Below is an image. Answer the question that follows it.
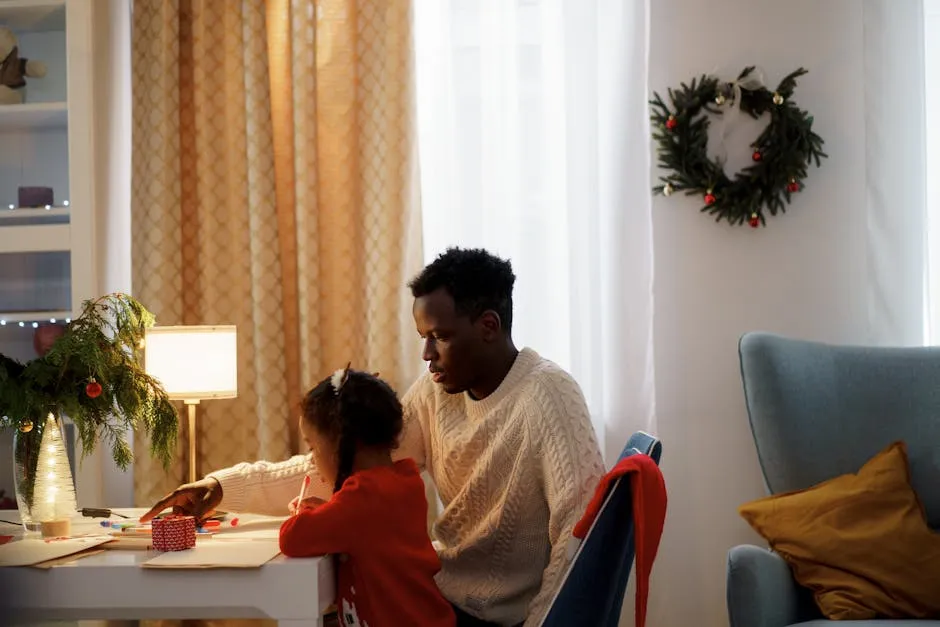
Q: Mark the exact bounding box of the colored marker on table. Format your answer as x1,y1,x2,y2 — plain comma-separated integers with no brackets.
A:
196,519,221,533
121,526,153,534
195,517,239,533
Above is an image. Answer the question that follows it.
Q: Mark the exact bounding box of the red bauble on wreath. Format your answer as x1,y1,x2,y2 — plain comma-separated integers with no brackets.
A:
650,66,827,228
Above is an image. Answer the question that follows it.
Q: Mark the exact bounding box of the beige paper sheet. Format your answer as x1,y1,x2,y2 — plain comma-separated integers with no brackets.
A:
0,535,114,567
141,540,281,569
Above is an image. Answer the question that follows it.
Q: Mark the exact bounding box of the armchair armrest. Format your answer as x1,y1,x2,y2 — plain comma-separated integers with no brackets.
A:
727,545,821,627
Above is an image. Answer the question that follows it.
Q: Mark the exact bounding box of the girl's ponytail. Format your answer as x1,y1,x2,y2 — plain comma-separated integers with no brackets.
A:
333,405,357,493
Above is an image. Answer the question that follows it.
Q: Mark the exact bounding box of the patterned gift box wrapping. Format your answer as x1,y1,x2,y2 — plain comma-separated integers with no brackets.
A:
152,515,196,551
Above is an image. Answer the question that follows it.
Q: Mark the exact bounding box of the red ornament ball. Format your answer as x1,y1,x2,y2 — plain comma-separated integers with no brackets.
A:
704,193,716,206
751,151,762,162
748,213,760,228
33,324,65,357
787,180,800,193
665,116,677,130
85,380,103,399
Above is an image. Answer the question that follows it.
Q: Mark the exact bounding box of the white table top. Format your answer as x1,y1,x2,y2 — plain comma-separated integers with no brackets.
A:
0,509,334,625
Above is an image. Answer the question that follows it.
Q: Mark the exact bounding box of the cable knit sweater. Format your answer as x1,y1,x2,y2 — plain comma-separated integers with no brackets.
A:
208,348,604,626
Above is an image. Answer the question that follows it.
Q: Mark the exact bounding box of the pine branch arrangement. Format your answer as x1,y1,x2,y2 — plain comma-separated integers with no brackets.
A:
650,67,828,228
0,293,178,472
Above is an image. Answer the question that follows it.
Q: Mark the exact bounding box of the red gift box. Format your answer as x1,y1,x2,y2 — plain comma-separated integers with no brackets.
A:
152,515,196,552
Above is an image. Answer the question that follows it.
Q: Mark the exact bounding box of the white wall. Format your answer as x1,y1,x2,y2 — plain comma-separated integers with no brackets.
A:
926,0,940,341
643,1,925,625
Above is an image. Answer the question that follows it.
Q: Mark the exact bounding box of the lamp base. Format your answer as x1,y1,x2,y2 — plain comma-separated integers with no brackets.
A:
184,400,200,484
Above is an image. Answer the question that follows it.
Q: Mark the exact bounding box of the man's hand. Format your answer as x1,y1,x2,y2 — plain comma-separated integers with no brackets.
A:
139,478,223,523
288,495,326,516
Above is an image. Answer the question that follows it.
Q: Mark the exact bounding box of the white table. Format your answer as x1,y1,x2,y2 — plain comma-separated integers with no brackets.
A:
0,510,335,627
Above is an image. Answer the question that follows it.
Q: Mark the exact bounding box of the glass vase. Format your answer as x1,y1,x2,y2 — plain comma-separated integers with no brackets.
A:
12,414,76,536
13,422,42,536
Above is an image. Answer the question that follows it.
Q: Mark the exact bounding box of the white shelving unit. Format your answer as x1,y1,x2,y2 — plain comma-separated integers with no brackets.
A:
0,0,66,30
0,101,68,130
0,0,95,354
0,0,97,502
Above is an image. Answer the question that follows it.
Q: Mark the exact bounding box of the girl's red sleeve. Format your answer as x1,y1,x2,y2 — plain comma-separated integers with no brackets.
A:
279,477,368,557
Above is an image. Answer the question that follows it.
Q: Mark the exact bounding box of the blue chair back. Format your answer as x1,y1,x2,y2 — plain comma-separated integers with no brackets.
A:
539,431,663,627
739,332,940,530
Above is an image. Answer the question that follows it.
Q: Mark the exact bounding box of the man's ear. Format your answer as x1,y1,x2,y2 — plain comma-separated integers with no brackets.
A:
477,310,502,340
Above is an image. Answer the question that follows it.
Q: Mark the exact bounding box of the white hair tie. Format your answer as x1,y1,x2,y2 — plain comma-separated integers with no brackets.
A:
330,362,352,394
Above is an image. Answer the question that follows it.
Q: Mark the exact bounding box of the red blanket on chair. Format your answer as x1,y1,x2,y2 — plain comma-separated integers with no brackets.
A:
572,454,667,627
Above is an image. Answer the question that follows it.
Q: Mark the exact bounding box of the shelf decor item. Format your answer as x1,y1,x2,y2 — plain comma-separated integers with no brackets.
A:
0,26,48,105
0,293,178,534
33,323,65,357
17,186,54,208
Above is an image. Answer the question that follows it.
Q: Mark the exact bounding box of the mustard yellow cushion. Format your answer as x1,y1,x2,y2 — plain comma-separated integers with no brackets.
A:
739,441,940,620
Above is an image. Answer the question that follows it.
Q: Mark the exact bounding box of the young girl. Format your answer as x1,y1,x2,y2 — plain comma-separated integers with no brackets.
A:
279,366,456,627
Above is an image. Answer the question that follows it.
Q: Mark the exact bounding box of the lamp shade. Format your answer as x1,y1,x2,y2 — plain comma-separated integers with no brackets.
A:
144,325,238,400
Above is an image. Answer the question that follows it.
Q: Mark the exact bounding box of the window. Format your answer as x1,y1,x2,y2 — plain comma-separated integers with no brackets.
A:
414,1,657,454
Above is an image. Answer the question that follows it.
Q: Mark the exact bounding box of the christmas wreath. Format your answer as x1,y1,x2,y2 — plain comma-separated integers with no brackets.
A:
650,67,827,228
0,293,178,471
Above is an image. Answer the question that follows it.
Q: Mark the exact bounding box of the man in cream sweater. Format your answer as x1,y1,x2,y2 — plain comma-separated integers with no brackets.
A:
142,248,604,627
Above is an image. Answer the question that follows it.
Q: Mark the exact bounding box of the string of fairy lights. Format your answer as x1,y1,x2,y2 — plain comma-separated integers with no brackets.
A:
3,200,70,211
0,317,72,328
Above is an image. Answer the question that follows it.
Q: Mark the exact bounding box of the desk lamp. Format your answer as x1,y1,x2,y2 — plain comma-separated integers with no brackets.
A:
144,325,237,483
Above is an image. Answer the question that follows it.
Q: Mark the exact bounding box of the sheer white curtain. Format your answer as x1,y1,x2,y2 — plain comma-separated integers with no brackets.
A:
414,0,654,462
926,0,940,342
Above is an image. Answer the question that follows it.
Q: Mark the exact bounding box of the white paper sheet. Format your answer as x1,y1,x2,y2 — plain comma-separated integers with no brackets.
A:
141,540,281,569
212,517,286,536
0,535,114,567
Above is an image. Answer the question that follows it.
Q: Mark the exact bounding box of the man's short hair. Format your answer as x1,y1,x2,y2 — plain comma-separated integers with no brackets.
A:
408,247,517,333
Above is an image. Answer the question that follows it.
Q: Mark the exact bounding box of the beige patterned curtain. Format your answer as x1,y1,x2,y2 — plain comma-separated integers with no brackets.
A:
131,0,423,505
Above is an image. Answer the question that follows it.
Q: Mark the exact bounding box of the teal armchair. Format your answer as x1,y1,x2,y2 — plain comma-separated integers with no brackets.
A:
728,332,940,627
